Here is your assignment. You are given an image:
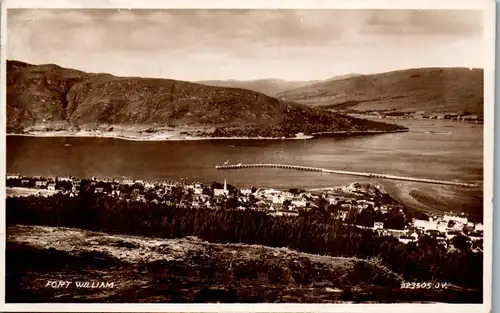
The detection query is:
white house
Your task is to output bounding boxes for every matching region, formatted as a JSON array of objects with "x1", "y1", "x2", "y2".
[
  {"x1": 272, "y1": 194, "x2": 285, "y2": 204},
  {"x1": 443, "y1": 214, "x2": 468, "y2": 225},
  {"x1": 47, "y1": 183, "x2": 56, "y2": 191},
  {"x1": 337, "y1": 211, "x2": 348, "y2": 221},
  {"x1": 240, "y1": 189, "x2": 253, "y2": 196},
  {"x1": 291, "y1": 199, "x2": 307, "y2": 208},
  {"x1": 373, "y1": 222, "x2": 384, "y2": 230},
  {"x1": 437, "y1": 222, "x2": 448, "y2": 233},
  {"x1": 469, "y1": 234, "x2": 483, "y2": 241},
  {"x1": 35, "y1": 180, "x2": 48, "y2": 188},
  {"x1": 194, "y1": 187, "x2": 203, "y2": 195},
  {"x1": 264, "y1": 189, "x2": 281, "y2": 197},
  {"x1": 413, "y1": 219, "x2": 438, "y2": 231},
  {"x1": 475, "y1": 223, "x2": 484, "y2": 232},
  {"x1": 450, "y1": 222, "x2": 464, "y2": 231},
  {"x1": 192, "y1": 183, "x2": 203, "y2": 195},
  {"x1": 327, "y1": 197, "x2": 338, "y2": 205}
]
